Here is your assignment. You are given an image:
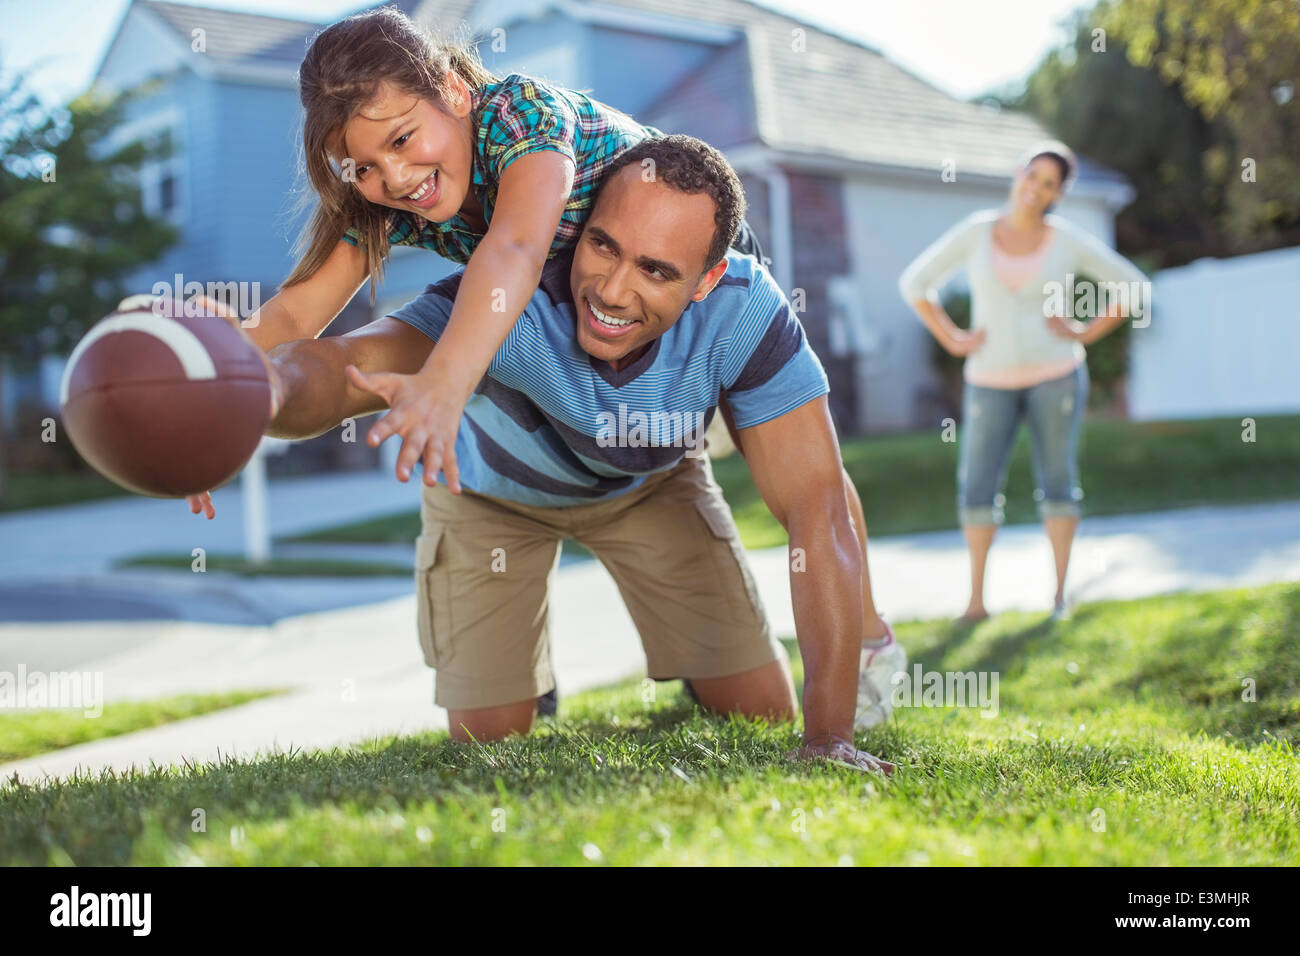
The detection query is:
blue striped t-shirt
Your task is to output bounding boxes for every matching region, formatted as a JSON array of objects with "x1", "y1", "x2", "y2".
[{"x1": 389, "y1": 248, "x2": 830, "y2": 507}]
